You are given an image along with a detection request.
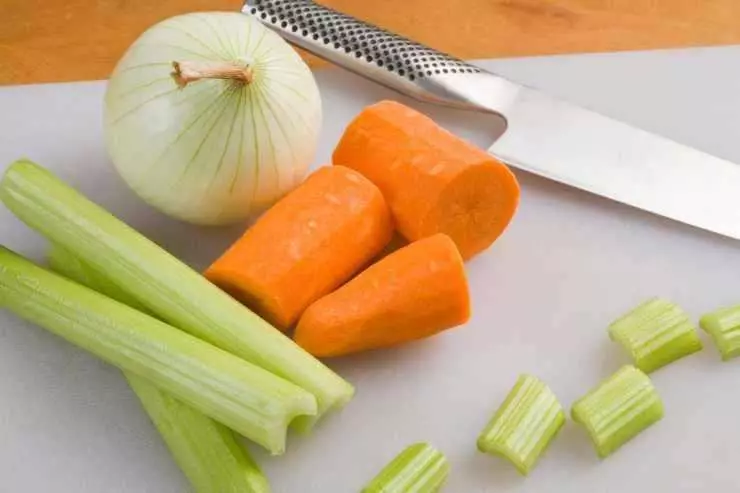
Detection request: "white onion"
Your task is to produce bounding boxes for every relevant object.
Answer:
[104,12,322,225]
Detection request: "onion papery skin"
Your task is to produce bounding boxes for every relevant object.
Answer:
[104,12,322,225]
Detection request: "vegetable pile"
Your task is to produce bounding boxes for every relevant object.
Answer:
[2,9,736,493]
[0,9,520,485]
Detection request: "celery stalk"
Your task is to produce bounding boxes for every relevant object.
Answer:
[126,374,271,493]
[571,365,663,458]
[700,305,740,361]
[363,443,449,493]
[608,298,702,373]
[48,244,146,312]
[0,159,353,426]
[0,246,316,454]
[476,375,565,475]
[49,245,270,493]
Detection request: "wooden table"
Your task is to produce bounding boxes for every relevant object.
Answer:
[2,0,739,85]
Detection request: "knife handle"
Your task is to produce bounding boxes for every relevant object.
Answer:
[242,0,517,116]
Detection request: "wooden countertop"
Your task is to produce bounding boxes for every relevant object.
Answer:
[2,0,739,85]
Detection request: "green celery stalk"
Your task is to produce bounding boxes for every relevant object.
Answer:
[608,298,702,373]
[0,246,316,454]
[49,245,270,493]
[700,305,740,361]
[571,365,663,458]
[126,374,271,493]
[48,244,145,311]
[0,159,353,427]
[363,443,449,493]
[476,375,565,475]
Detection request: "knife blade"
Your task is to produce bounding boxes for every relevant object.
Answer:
[243,0,740,240]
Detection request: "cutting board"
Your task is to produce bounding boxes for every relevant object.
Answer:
[2,47,740,492]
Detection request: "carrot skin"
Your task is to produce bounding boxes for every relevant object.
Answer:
[333,100,520,259]
[294,233,470,357]
[205,165,394,330]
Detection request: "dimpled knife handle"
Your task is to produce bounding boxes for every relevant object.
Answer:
[242,0,514,114]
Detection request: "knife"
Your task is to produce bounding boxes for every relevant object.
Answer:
[243,0,740,240]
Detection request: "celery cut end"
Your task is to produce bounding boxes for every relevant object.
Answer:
[476,375,565,475]
[363,443,449,493]
[571,365,663,458]
[700,306,740,361]
[0,245,316,455]
[49,246,271,491]
[126,375,272,493]
[608,298,702,373]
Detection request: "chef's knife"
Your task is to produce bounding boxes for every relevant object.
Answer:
[243,0,740,240]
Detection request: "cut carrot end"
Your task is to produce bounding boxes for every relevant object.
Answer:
[294,233,470,357]
[422,161,520,259]
[333,100,520,259]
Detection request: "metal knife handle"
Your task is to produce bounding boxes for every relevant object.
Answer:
[242,0,517,116]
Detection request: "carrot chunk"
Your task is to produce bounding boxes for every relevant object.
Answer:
[294,233,470,357]
[205,166,393,330]
[333,100,520,259]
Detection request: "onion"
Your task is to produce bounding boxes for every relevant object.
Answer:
[104,12,322,225]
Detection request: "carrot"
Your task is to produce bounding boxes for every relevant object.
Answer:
[294,233,470,357]
[333,100,520,260]
[205,165,393,330]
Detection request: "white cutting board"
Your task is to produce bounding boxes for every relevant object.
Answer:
[2,47,740,493]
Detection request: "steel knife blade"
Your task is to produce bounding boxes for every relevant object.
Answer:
[243,0,740,240]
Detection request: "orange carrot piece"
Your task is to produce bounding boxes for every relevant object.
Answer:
[205,166,393,330]
[294,233,470,357]
[333,100,520,260]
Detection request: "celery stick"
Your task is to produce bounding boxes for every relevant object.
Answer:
[49,245,270,493]
[0,159,353,426]
[48,244,146,311]
[608,298,702,373]
[476,375,565,475]
[571,365,663,458]
[0,246,316,454]
[363,443,449,493]
[127,374,271,493]
[700,305,740,361]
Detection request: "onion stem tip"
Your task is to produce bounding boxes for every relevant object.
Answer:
[171,60,254,88]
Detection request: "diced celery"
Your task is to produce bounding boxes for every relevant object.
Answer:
[571,365,663,458]
[608,298,702,373]
[0,246,316,454]
[700,305,740,361]
[363,443,449,493]
[49,245,270,492]
[476,375,565,475]
[0,159,353,427]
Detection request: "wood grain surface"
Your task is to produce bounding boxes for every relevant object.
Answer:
[1,0,739,85]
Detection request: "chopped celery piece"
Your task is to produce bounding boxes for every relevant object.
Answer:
[608,298,702,373]
[127,375,271,493]
[476,375,565,475]
[0,246,316,454]
[49,245,270,493]
[700,305,740,361]
[571,365,663,458]
[363,443,449,493]
[0,160,353,427]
